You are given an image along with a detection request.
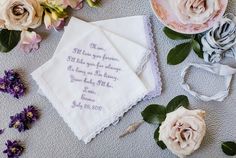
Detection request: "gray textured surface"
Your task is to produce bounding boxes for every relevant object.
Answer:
[0,0,236,158]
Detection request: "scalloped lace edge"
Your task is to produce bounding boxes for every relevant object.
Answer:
[82,91,148,144]
[82,16,163,143]
[32,75,147,144]
[143,16,162,100]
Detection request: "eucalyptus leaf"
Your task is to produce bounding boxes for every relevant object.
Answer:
[166,95,189,113]
[163,27,192,40]
[222,141,236,156]
[167,42,192,65]
[154,125,167,150]
[192,39,203,59]
[141,104,166,124]
[0,29,21,53]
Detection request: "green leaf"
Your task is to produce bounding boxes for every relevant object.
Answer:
[192,39,203,59]
[167,42,192,65]
[166,95,189,113]
[0,29,21,53]
[141,104,166,124]
[154,125,167,150]
[163,27,192,40]
[222,141,236,156]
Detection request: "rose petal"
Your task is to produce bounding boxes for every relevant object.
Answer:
[44,11,52,30]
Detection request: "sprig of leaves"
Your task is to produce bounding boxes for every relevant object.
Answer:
[163,27,203,65]
[0,29,21,53]
[222,141,236,156]
[141,95,189,149]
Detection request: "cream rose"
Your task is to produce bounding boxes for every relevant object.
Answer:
[169,0,220,24]
[159,107,206,158]
[0,0,43,30]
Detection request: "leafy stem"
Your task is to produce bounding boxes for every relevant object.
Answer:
[164,27,203,65]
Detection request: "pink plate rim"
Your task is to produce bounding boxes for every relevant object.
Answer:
[150,0,229,34]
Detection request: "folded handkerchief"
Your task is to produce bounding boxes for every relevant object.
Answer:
[32,29,148,143]
[56,17,151,75]
[55,16,162,99]
[93,16,162,99]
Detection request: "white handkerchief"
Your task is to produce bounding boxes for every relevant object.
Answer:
[55,16,162,99]
[32,29,148,143]
[57,17,151,75]
[92,16,162,99]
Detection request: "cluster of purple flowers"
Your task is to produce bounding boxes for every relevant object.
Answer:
[9,106,39,132]
[0,70,26,99]
[3,140,24,158]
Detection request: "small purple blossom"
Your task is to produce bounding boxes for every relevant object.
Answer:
[0,78,7,92]
[9,106,40,132]
[23,106,39,123]
[3,140,24,158]
[0,128,5,135]
[0,70,26,99]
[9,113,28,132]
[4,70,19,82]
[6,82,26,99]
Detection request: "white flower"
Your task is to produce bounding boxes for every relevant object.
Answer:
[0,0,43,30]
[169,0,220,24]
[159,107,206,158]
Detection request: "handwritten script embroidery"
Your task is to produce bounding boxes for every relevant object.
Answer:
[66,43,122,111]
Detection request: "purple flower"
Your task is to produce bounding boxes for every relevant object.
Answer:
[3,140,24,158]
[0,78,7,92]
[0,70,26,99]
[9,106,40,132]
[7,82,26,99]
[0,128,5,135]
[23,106,39,123]
[4,70,19,82]
[9,113,28,132]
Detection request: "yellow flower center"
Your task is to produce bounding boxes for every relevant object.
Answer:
[13,121,20,128]
[27,112,33,118]
[0,84,5,89]
[10,147,17,153]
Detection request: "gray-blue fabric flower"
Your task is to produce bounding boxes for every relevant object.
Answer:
[201,14,236,63]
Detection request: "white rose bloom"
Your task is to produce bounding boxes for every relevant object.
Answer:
[0,0,43,30]
[169,0,220,24]
[159,107,206,158]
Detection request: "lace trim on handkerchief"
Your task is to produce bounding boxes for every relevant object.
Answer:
[143,16,162,100]
[136,50,151,75]
[82,91,147,143]
[32,73,147,144]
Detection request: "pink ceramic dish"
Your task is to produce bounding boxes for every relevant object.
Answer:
[151,0,228,34]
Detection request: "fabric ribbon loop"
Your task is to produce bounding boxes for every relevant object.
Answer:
[181,63,236,102]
